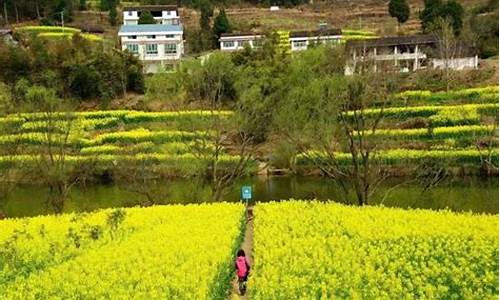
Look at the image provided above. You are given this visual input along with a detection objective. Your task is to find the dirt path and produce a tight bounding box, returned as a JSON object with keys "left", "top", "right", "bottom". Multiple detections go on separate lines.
{"left": 228, "top": 207, "right": 254, "bottom": 300}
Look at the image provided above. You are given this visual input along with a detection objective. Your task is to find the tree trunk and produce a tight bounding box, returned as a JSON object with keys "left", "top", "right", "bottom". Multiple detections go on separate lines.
{"left": 14, "top": 2, "right": 18, "bottom": 23}
{"left": 3, "top": 1, "right": 8, "bottom": 25}
{"left": 35, "top": 0, "right": 41, "bottom": 20}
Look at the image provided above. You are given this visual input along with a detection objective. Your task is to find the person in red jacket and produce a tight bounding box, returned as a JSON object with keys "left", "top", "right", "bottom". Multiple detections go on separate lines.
{"left": 235, "top": 249, "right": 250, "bottom": 294}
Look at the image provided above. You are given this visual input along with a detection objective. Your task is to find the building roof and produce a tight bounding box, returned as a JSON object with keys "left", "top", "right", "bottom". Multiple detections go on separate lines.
{"left": 347, "top": 35, "right": 438, "bottom": 48}
{"left": 118, "top": 24, "right": 183, "bottom": 35}
{"left": 219, "top": 28, "right": 342, "bottom": 40}
{"left": 123, "top": 5, "right": 178, "bottom": 13}
{"left": 290, "top": 28, "right": 342, "bottom": 38}
{"left": 220, "top": 32, "right": 262, "bottom": 38}
{"left": 347, "top": 34, "right": 477, "bottom": 57}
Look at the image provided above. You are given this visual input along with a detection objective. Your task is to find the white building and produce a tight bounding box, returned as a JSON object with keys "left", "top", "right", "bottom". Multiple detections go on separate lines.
{"left": 119, "top": 6, "right": 184, "bottom": 73}
{"left": 289, "top": 29, "right": 342, "bottom": 51}
{"left": 219, "top": 28, "right": 342, "bottom": 52}
{"left": 345, "top": 35, "right": 478, "bottom": 75}
{"left": 219, "top": 33, "right": 263, "bottom": 51}
{"left": 122, "top": 5, "right": 180, "bottom": 25}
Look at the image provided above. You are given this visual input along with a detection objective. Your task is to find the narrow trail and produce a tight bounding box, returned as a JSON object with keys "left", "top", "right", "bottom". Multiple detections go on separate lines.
{"left": 228, "top": 206, "right": 254, "bottom": 300}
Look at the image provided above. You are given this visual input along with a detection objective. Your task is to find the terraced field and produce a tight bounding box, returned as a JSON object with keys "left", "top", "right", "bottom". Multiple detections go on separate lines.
{"left": 296, "top": 86, "right": 499, "bottom": 170}
{"left": 0, "top": 110, "right": 256, "bottom": 175}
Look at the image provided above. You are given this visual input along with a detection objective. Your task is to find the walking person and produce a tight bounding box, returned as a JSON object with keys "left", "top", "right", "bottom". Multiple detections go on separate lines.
{"left": 235, "top": 249, "right": 250, "bottom": 295}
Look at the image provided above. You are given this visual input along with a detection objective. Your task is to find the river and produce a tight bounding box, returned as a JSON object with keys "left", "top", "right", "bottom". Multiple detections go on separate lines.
{"left": 1, "top": 176, "right": 498, "bottom": 218}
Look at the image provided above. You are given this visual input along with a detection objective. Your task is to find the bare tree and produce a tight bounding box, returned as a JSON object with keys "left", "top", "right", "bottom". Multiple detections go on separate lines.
{"left": 431, "top": 17, "right": 463, "bottom": 92}
{"left": 0, "top": 113, "right": 29, "bottom": 218}
{"left": 113, "top": 157, "right": 171, "bottom": 206}
{"left": 277, "top": 59, "right": 395, "bottom": 206}
{"left": 27, "top": 86, "right": 94, "bottom": 213}
{"left": 474, "top": 122, "right": 499, "bottom": 176}
{"left": 183, "top": 55, "right": 255, "bottom": 202}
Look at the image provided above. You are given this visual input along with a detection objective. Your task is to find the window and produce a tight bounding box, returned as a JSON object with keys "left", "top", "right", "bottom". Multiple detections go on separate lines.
{"left": 293, "top": 40, "right": 307, "bottom": 48}
{"left": 236, "top": 40, "right": 250, "bottom": 47}
{"left": 146, "top": 44, "right": 158, "bottom": 55}
{"left": 222, "top": 41, "right": 235, "bottom": 48}
{"left": 126, "top": 44, "right": 139, "bottom": 54}
{"left": 127, "top": 11, "right": 132, "bottom": 16}
{"left": 147, "top": 35, "right": 156, "bottom": 39}
{"left": 324, "top": 38, "right": 339, "bottom": 44}
{"left": 253, "top": 39, "right": 262, "bottom": 47}
{"left": 165, "top": 43, "right": 177, "bottom": 54}
{"left": 167, "top": 10, "right": 171, "bottom": 15}
{"left": 129, "top": 35, "right": 137, "bottom": 39}
{"left": 165, "top": 34, "right": 174, "bottom": 38}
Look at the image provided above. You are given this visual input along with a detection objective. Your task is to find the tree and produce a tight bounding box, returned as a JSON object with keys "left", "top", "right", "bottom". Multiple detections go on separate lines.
{"left": 99, "top": 0, "right": 119, "bottom": 11}
{"left": 79, "top": 0, "right": 86, "bottom": 10}
{"left": 441, "top": 0, "right": 463, "bottom": 35}
{"left": 212, "top": 8, "right": 231, "bottom": 47}
{"left": 109, "top": 5, "right": 117, "bottom": 26}
{"left": 183, "top": 53, "right": 255, "bottom": 201}
{"left": 0, "top": 84, "right": 28, "bottom": 218}
{"left": 420, "top": 0, "right": 464, "bottom": 35}
{"left": 272, "top": 45, "right": 402, "bottom": 206}
{"left": 468, "top": 0, "right": 498, "bottom": 58}
{"left": 388, "top": 0, "right": 410, "bottom": 26}
{"left": 198, "top": 0, "right": 213, "bottom": 31}
{"left": 26, "top": 86, "right": 94, "bottom": 213}
{"left": 430, "top": 17, "right": 462, "bottom": 91}
{"left": 138, "top": 11, "right": 155, "bottom": 24}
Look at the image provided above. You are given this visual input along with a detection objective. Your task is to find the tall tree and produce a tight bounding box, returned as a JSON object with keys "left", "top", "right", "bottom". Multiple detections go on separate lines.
{"left": 199, "top": 0, "right": 213, "bottom": 31}
{"left": 212, "top": 8, "right": 231, "bottom": 47}
{"left": 429, "top": 17, "right": 462, "bottom": 91}
{"left": 388, "top": 0, "right": 410, "bottom": 26}
{"left": 79, "top": 0, "right": 87, "bottom": 11}
{"left": 420, "top": 0, "right": 464, "bottom": 35}
{"left": 109, "top": 5, "right": 117, "bottom": 25}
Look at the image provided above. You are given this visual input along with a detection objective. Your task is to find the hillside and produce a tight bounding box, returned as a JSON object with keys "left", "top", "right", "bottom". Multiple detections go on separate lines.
{"left": 178, "top": 0, "right": 491, "bottom": 35}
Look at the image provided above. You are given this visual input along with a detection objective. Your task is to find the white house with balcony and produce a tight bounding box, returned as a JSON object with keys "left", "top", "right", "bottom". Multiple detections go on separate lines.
{"left": 345, "top": 35, "right": 478, "bottom": 75}
{"left": 119, "top": 6, "right": 184, "bottom": 73}
{"left": 219, "top": 28, "right": 342, "bottom": 52}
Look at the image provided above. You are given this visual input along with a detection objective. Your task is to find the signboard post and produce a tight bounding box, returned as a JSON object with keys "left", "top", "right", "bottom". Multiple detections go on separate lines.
{"left": 241, "top": 186, "right": 252, "bottom": 204}
{"left": 241, "top": 185, "right": 253, "bottom": 221}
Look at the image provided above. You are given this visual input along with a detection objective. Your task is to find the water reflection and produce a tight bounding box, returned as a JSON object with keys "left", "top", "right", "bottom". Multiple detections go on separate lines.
{"left": 2, "top": 176, "right": 498, "bottom": 218}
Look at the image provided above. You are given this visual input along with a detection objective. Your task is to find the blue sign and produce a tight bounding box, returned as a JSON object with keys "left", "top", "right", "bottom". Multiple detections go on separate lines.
{"left": 241, "top": 186, "right": 252, "bottom": 201}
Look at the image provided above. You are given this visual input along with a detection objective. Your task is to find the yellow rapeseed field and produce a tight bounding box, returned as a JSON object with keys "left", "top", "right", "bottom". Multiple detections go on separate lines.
{"left": 250, "top": 201, "right": 498, "bottom": 299}
{"left": 0, "top": 203, "right": 244, "bottom": 299}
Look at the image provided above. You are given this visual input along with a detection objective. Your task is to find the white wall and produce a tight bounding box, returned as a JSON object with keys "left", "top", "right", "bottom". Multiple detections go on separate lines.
{"left": 123, "top": 11, "right": 139, "bottom": 22}
{"left": 432, "top": 56, "right": 478, "bottom": 70}
{"left": 220, "top": 37, "right": 260, "bottom": 51}
{"left": 121, "top": 33, "right": 184, "bottom": 61}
